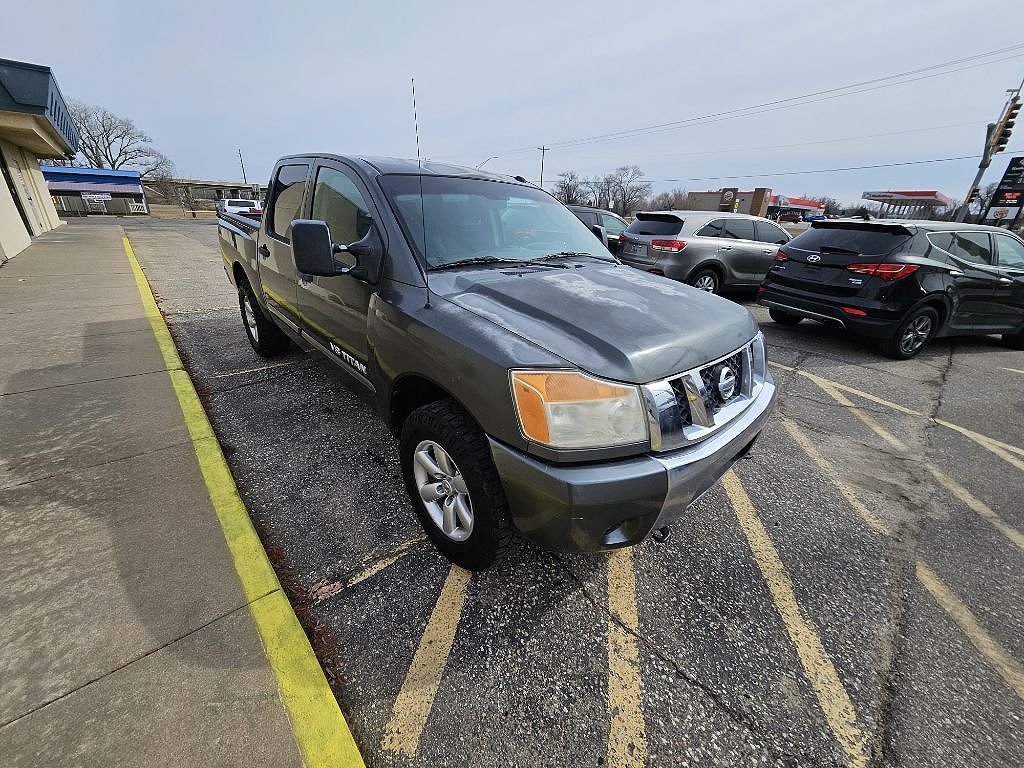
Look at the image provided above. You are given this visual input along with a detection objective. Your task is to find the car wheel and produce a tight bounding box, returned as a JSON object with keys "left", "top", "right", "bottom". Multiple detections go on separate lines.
{"left": 880, "top": 306, "right": 938, "bottom": 359}
{"left": 400, "top": 399, "right": 516, "bottom": 571}
{"left": 238, "top": 278, "right": 290, "bottom": 356}
{"left": 1003, "top": 330, "right": 1024, "bottom": 350}
{"left": 689, "top": 269, "right": 720, "bottom": 294}
{"left": 769, "top": 308, "right": 803, "bottom": 326}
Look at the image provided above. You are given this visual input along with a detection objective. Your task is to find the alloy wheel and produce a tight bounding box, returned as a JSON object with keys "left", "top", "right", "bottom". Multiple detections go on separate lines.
{"left": 242, "top": 293, "right": 259, "bottom": 343}
{"left": 900, "top": 314, "right": 932, "bottom": 354}
{"left": 694, "top": 274, "right": 717, "bottom": 292}
{"left": 412, "top": 440, "right": 474, "bottom": 541}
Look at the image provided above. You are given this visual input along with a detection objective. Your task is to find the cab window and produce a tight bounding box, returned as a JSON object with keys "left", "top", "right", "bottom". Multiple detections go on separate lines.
{"left": 311, "top": 166, "right": 374, "bottom": 268}
{"left": 268, "top": 164, "right": 309, "bottom": 241}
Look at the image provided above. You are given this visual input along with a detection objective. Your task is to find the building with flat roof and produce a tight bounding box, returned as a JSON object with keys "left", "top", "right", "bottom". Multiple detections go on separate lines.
{"left": 0, "top": 57, "right": 79, "bottom": 261}
{"left": 42, "top": 165, "right": 148, "bottom": 216}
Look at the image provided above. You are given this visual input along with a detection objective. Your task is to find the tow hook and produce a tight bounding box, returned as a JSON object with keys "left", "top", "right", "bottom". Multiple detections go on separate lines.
{"left": 652, "top": 525, "right": 671, "bottom": 543}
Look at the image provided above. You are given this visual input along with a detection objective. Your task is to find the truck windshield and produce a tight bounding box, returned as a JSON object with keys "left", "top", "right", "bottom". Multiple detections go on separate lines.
{"left": 380, "top": 175, "right": 613, "bottom": 268}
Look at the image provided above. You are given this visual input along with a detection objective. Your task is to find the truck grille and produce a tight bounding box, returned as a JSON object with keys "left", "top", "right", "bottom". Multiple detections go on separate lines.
{"left": 642, "top": 334, "right": 768, "bottom": 452}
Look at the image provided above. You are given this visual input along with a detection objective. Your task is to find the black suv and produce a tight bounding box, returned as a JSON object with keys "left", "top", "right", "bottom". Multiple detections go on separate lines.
{"left": 759, "top": 219, "right": 1024, "bottom": 358}
{"left": 567, "top": 205, "right": 628, "bottom": 254}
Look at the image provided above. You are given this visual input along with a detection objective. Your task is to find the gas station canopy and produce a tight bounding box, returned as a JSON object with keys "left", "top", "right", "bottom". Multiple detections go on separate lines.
{"left": 862, "top": 190, "right": 952, "bottom": 219}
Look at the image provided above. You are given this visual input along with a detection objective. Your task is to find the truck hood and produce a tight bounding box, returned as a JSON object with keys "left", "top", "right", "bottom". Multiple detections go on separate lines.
{"left": 429, "top": 263, "right": 759, "bottom": 384}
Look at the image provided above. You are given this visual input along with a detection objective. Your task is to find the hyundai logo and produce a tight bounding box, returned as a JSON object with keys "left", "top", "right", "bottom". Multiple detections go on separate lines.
{"left": 717, "top": 365, "right": 737, "bottom": 401}
{"left": 807, "top": 254, "right": 821, "bottom": 262}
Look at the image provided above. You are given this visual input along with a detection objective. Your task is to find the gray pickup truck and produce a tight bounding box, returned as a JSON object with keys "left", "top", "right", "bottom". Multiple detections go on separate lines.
{"left": 218, "top": 154, "right": 776, "bottom": 569}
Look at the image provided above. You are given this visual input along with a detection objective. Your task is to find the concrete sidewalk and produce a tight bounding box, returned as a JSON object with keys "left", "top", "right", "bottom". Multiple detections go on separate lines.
{"left": 0, "top": 223, "right": 303, "bottom": 767}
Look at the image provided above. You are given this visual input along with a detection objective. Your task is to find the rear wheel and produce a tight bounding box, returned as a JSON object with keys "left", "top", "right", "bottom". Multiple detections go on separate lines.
{"left": 400, "top": 399, "right": 516, "bottom": 571}
{"left": 769, "top": 308, "right": 803, "bottom": 326}
{"left": 1003, "top": 330, "right": 1024, "bottom": 350}
{"left": 880, "top": 306, "right": 938, "bottom": 359}
{"left": 238, "top": 278, "right": 290, "bottom": 356}
{"left": 689, "top": 268, "right": 720, "bottom": 294}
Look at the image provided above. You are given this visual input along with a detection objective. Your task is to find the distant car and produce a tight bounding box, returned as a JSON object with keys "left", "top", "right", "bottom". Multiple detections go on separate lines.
{"left": 778, "top": 212, "right": 804, "bottom": 223}
{"left": 618, "top": 211, "right": 791, "bottom": 294}
{"left": 759, "top": 219, "right": 1024, "bottom": 358}
{"left": 567, "top": 205, "right": 628, "bottom": 254}
{"left": 217, "top": 199, "right": 261, "bottom": 217}
{"left": 805, "top": 214, "right": 827, "bottom": 221}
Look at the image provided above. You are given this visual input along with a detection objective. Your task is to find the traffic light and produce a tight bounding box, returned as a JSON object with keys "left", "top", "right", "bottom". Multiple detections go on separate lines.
{"left": 992, "top": 97, "right": 1021, "bottom": 154}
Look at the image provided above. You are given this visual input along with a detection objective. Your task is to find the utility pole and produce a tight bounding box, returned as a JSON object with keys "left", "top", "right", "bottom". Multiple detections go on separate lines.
{"left": 537, "top": 146, "right": 549, "bottom": 188}
{"left": 956, "top": 80, "right": 1022, "bottom": 223}
{"left": 237, "top": 148, "right": 248, "bottom": 185}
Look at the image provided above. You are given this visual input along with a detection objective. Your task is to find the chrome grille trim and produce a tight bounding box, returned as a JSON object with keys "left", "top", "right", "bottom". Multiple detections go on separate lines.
{"left": 641, "top": 333, "right": 768, "bottom": 452}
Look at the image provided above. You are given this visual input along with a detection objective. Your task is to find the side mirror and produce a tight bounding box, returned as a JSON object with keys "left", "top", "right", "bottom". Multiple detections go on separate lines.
{"left": 291, "top": 220, "right": 338, "bottom": 276}
{"left": 590, "top": 223, "right": 609, "bottom": 249}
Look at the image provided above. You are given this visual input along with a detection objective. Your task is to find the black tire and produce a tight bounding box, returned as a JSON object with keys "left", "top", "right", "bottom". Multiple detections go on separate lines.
{"left": 238, "top": 278, "right": 290, "bottom": 357}
{"left": 769, "top": 308, "right": 803, "bottom": 326}
{"left": 1003, "top": 330, "right": 1024, "bottom": 350}
{"left": 879, "top": 306, "right": 939, "bottom": 360}
{"left": 688, "top": 268, "right": 720, "bottom": 294}
{"left": 400, "top": 399, "right": 516, "bottom": 571}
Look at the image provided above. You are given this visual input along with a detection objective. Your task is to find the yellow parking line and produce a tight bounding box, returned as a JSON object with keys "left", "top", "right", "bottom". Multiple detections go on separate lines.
{"left": 123, "top": 236, "right": 365, "bottom": 768}
{"left": 915, "top": 561, "right": 1024, "bottom": 699}
{"left": 1002, "top": 367, "right": 1024, "bottom": 376}
{"left": 769, "top": 361, "right": 1024, "bottom": 466}
{"left": 606, "top": 549, "right": 647, "bottom": 768}
{"left": 381, "top": 565, "right": 470, "bottom": 757}
{"left": 779, "top": 418, "right": 892, "bottom": 536}
{"left": 782, "top": 419, "right": 1024, "bottom": 700}
{"left": 803, "top": 374, "right": 1024, "bottom": 552}
{"left": 722, "top": 471, "right": 869, "bottom": 768}
{"left": 345, "top": 537, "right": 425, "bottom": 589}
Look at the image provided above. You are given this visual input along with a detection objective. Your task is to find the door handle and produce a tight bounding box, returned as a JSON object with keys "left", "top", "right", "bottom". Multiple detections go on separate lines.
{"left": 258, "top": 245, "right": 270, "bottom": 258}
{"left": 762, "top": 248, "right": 774, "bottom": 254}
{"left": 720, "top": 244, "right": 733, "bottom": 250}
{"left": 999, "top": 277, "right": 1013, "bottom": 283}
{"left": 948, "top": 269, "right": 964, "bottom": 277}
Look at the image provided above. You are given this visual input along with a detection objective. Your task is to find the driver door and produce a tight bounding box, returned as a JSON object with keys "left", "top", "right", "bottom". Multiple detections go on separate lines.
{"left": 293, "top": 161, "right": 382, "bottom": 387}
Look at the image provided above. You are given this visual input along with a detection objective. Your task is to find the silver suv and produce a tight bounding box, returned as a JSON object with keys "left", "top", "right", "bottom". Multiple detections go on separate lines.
{"left": 619, "top": 211, "right": 791, "bottom": 294}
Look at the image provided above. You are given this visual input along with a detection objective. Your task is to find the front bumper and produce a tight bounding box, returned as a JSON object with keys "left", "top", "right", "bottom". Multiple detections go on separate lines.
{"left": 487, "top": 373, "right": 777, "bottom": 551}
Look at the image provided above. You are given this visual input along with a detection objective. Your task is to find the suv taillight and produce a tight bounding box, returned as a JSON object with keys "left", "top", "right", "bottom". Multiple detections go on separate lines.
{"left": 774, "top": 247, "right": 791, "bottom": 262}
{"left": 651, "top": 239, "right": 686, "bottom": 252}
{"left": 846, "top": 263, "right": 920, "bottom": 280}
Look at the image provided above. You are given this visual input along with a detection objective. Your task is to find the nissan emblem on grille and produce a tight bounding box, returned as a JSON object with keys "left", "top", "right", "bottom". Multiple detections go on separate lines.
{"left": 716, "top": 365, "right": 737, "bottom": 401}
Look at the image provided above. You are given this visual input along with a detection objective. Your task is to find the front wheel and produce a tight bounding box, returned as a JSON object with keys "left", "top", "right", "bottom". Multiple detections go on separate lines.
{"left": 1003, "top": 329, "right": 1024, "bottom": 350}
{"left": 689, "top": 268, "right": 720, "bottom": 294}
{"left": 880, "top": 306, "right": 938, "bottom": 359}
{"left": 400, "top": 399, "right": 516, "bottom": 571}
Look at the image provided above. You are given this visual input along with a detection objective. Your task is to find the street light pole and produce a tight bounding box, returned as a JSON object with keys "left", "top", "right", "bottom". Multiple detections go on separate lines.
{"left": 537, "top": 146, "right": 549, "bottom": 188}
{"left": 237, "top": 148, "right": 248, "bottom": 186}
{"left": 954, "top": 124, "right": 995, "bottom": 223}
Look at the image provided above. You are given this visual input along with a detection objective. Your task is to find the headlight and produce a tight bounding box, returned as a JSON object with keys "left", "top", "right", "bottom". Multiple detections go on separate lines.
{"left": 510, "top": 370, "right": 649, "bottom": 449}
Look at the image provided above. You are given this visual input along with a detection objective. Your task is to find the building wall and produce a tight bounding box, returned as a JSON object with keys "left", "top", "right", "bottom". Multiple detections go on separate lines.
{"left": 0, "top": 138, "right": 64, "bottom": 260}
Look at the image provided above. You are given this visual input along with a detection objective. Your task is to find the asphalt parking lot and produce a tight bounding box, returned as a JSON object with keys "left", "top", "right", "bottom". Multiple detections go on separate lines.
{"left": 119, "top": 216, "right": 1022, "bottom": 768}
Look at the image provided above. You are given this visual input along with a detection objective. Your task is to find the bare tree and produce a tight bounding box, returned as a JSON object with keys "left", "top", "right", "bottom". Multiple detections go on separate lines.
{"left": 583, "top": 175, "right": 612, "bottom": 209}
{"left": 804, "top": 195, "right": 842, "bottom": 216}
{"left": 606, "top": 165, "right": 651, "bottom": 216}
{"left": 647, "top": 187, "right": 689, "bottom": 211}
{"left": 70, "top": 99, "right": 175, "bottom": 178}
{"left": 553, "top": 171, "right": 589, "bottom": 205}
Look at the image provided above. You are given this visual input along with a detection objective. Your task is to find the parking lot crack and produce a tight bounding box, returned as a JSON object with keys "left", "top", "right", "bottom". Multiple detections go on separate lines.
{"left": 925, "top": 342, "right": 955, "bottom": 423}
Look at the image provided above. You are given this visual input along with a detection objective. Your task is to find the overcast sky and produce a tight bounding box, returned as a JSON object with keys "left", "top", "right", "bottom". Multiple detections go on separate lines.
{"left": 6, "top": 1, "right": 1024, "bottom": 205}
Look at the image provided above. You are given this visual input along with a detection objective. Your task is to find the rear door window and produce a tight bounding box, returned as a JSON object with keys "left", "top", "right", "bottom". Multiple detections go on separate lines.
{"left": 695, "top": 219, "right": 725, "bottom": 238}
{"left": 948, "top": 232, "right": 993, "bottom": 265}
{"left": 722, "top": 219, "right": 756, "bottom": 241}
{"left": 625, "top": 214, "right": 683, "bottom": 236}
{"left": 993, "top": 233, "right": 1024, "bottom": 269}
{"left": 268, "top": 163, "right": 309, "bottom": 241}
{"left": 787, "top": 224, "right": 912, "bottom": 256}
{"left": 754, "top": 220, "right": 789, "bottom": 245}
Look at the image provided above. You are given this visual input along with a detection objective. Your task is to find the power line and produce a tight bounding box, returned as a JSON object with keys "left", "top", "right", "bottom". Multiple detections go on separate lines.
{"left": 495, "top": 43, "right": 1024, "bottom": 155}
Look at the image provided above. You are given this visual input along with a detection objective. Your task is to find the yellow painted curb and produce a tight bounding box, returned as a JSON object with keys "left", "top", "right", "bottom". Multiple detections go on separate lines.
{"left": 123, "top": 235, "right": 365, "bottom": 768}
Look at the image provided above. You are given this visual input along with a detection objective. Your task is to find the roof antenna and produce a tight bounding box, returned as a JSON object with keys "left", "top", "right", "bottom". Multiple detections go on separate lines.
{"left": 412, "top": 76, "right": 431, "bottom": 309}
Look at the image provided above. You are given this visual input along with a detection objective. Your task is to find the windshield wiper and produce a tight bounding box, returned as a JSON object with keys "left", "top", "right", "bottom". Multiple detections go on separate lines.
{"left": 538, "top": 251, "right": 615, "bottom": 263}
{"left": 431, "top": 256, "right": 569, "bottom": 270}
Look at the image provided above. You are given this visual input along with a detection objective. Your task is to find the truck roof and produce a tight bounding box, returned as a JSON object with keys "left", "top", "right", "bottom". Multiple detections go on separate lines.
{"left": 275, "top": 153, "right": 518, "bottom": 183}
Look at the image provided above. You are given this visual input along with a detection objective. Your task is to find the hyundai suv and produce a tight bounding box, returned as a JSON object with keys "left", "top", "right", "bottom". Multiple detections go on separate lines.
{"left": 618, "top": 211, "right": 791, "bottom": 294}
{"left": 759, "top": 219, "right": 1024, "bottom": 358}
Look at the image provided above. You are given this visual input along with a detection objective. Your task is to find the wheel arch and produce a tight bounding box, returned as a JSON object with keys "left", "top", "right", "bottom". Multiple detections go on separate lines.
{"left": 388, "top": 372, "right": 472, "bottom": 436}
